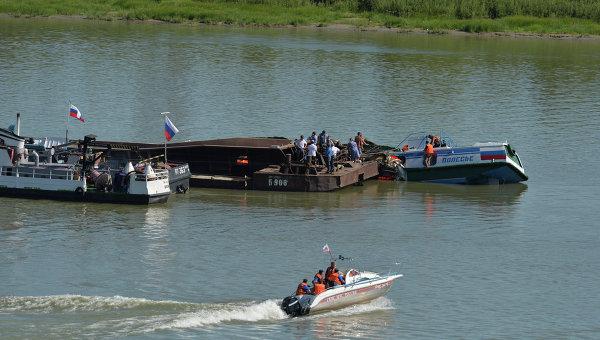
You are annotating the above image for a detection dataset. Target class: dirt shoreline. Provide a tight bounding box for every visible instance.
[2,13,600,41]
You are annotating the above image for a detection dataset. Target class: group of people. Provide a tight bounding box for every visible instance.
[293,131,367,173]
[295,261,346,296]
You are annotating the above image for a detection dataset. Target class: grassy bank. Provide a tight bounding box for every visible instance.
[2,0,600,36]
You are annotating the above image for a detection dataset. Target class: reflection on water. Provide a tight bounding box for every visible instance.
[399,182,527,204]
[189,180,526,210]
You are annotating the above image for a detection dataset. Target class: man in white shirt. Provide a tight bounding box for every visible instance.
[331,144,340,157]
[306,141,317,166]
[297,135,307,149]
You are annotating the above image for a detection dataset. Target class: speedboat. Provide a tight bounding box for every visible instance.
[389,132,527,184]
[281,269,402,317]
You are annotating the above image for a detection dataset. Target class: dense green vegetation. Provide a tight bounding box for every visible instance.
[2,0,600,35]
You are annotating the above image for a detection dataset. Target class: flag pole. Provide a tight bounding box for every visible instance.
[160,112,170,163]
[66,100,70,143]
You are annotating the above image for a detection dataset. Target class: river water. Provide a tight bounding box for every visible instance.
[1,17,599,339]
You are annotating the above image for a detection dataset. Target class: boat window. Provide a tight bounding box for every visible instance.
[397,132,456,151]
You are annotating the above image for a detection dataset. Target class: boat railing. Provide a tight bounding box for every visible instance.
[0,166,77,180]
[134,169,169,181]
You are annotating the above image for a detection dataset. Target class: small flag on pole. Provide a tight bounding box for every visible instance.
[322,244,331,254]
[69,104,85,122]
[164,116,179,141]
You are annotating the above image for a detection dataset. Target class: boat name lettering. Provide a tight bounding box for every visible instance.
[441,155,474,164]
[174,164,189,176]
[324,290,358,303]
[268,177,288,187]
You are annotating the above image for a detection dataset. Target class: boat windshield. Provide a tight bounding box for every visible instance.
[397,132,457,151]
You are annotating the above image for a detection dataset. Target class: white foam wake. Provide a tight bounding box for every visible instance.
[1,295,287,335]
[0,294,192,313]
[156,299,287,330]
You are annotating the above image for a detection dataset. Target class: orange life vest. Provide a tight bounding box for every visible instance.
[325,266,335,279]
[314,273,323,283]
[296,283,309,295]
[328,272,341,285]
[313,283,326,295]
[425,144,434,155]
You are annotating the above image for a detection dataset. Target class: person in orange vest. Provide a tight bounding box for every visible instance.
[296,279,312,296]
[328,268,346,286]
[313,270,324,285]
[335,268,346,285]
[312,280,326,295]
[424,140,435,167]
[324,262,336,288]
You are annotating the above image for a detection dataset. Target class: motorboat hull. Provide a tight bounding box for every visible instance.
[167,163,191,193]
[311,276,396,313]
[281,273,401,317]
[392,141,527,184]
[404,161,528,184]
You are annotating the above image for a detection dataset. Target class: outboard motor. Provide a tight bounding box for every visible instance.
[281,295,315,317]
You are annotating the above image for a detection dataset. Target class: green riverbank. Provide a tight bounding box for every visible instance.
[2,0,600,37]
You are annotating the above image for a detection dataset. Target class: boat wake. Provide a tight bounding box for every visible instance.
[0,295,287,336]
[0,295,392,336]
[0,294,193,313]
[156,299,287,330]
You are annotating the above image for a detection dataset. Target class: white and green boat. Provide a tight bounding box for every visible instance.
[390,133,527,184]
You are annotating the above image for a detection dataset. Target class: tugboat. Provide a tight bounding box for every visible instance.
[0,130,171,204]
[51,139,191,194]
[281,269,402,317]
[388,132,527,184]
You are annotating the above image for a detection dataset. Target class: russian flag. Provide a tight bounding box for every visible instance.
[164,116,179,141]
[69,104,84,122]
[480,150,506,161]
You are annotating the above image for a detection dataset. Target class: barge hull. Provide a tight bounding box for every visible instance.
[252,161,380,192]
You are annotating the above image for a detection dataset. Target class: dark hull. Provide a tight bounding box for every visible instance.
[0,187,169,204]
[168,164,191,193]
[252,161,380,192]
[405,162,528,184]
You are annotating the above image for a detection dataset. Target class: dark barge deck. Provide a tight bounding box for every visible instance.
[67,137,380,192]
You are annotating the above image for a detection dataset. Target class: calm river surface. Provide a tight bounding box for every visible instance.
[1,17,599,339]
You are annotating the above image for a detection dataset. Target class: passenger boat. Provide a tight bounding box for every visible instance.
[281,269,402,317]
[389,133,528,184]
[0,131,171,204]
